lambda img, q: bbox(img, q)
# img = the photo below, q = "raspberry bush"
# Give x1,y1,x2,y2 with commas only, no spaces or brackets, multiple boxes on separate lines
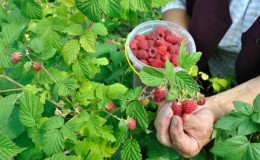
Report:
1,0,260,160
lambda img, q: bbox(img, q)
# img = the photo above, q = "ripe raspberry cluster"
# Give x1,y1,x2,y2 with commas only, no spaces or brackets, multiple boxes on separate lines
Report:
129,25,183,68
153,85,206,116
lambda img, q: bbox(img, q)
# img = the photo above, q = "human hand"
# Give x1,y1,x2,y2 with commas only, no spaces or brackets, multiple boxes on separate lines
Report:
154,101,215,158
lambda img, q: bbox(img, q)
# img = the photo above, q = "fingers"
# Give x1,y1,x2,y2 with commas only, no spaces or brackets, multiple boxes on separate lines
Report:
154,106,173,147
169,116,201,157
156,101,173,113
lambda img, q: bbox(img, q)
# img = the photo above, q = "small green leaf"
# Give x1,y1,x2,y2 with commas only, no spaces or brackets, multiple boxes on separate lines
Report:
92,23,108,36
210,136,248,158
252,112,260,123
102,0,121,18
0,135,26,160
131,0,151,12
233,101,253,116
139,66,164,86
107,83,128,99
43,129,65,156
214,114,246,130
164,59,174,81
253,94,260,112
44,116,64,131
75,0,101,22
61,122,77,142
80,30,96,52
63,24,84,36
174,71,200,93
54,78,77,96
14,0,43,19
237,118,259,135
74,138,91,157
121,139,142,160
62,40,80,65
100,125,116,142
114,130,129,147
45,153,79,160
126,100,148,129
19,92,44,127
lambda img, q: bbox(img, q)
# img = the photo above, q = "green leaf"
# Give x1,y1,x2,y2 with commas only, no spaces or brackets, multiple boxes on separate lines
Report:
0,135,26,160
210,136,249,159
164,59,174,81
237,118,259,136
19,92,44,127
62,39,80,65
63,24,84,36
92,23,108,36
121,139,142,160
146,139,179,160
43,129,65,156
74,138,91,157
122,0,151,12
24,84,43,95
252,112,260,123
80,115,106,137
0,94,18,127
2,19,28,46
14,0,42,19
75,0,101,22
54,78,77,96
152,0,170,7
44,116,64,131
100,125,116,142
139,66,164,86
214,114,247,130
114,130,129,147
29,37,56,61
126,100,148,129
107,83,128,99
61,122,77,142
45,153,79,160
80,30,96,52
102,0,121,18
179,52,202,69
253,93,260,112
233,101,253,116
174,71,200,93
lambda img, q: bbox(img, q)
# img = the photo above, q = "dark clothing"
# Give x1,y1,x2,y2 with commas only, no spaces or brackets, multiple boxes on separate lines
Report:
186,0,260,84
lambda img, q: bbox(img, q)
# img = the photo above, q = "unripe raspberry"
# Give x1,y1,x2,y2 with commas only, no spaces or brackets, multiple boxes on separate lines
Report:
11,52,21,64
105,102,115,112
139,96,149,107
197,94,206,106
127,118,136,130
32,63,42,71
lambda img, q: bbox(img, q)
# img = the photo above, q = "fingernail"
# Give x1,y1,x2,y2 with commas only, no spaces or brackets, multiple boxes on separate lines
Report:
162,108,171,117
172,116,178,128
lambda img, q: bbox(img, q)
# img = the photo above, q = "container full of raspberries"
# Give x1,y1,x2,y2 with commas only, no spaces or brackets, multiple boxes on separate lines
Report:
125,20,196,72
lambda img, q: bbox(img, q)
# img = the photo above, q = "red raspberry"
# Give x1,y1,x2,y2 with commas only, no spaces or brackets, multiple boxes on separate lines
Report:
146,32,157,41
172,101,183,116
170,54,179,67
127,118,136,130
165,29,173,36
105,102,115,111
136,50,149,59
182,100,197,114
157,32,165,39
147,40,155,47
168,44,180,55
137,40,149,50
155,38,166,47
197,94,206,106
165,34,179,44
155,25,166,34
150,58,162,68
153,85,167,102
11,52,21,64
148,47,157,58
130,39,138,50
157,46,167,55
32,63,42,71
140,59,148,65
135,34,146,41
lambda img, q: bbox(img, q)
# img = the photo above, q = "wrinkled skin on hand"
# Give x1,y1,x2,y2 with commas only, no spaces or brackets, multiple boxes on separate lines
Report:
154,101,215,158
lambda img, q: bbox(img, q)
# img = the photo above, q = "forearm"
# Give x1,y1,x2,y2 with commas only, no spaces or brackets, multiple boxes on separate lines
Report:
207,76,260,121
162,9,190,30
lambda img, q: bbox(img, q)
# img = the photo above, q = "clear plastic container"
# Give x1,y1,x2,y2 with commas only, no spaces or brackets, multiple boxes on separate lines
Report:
125,20,196,72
